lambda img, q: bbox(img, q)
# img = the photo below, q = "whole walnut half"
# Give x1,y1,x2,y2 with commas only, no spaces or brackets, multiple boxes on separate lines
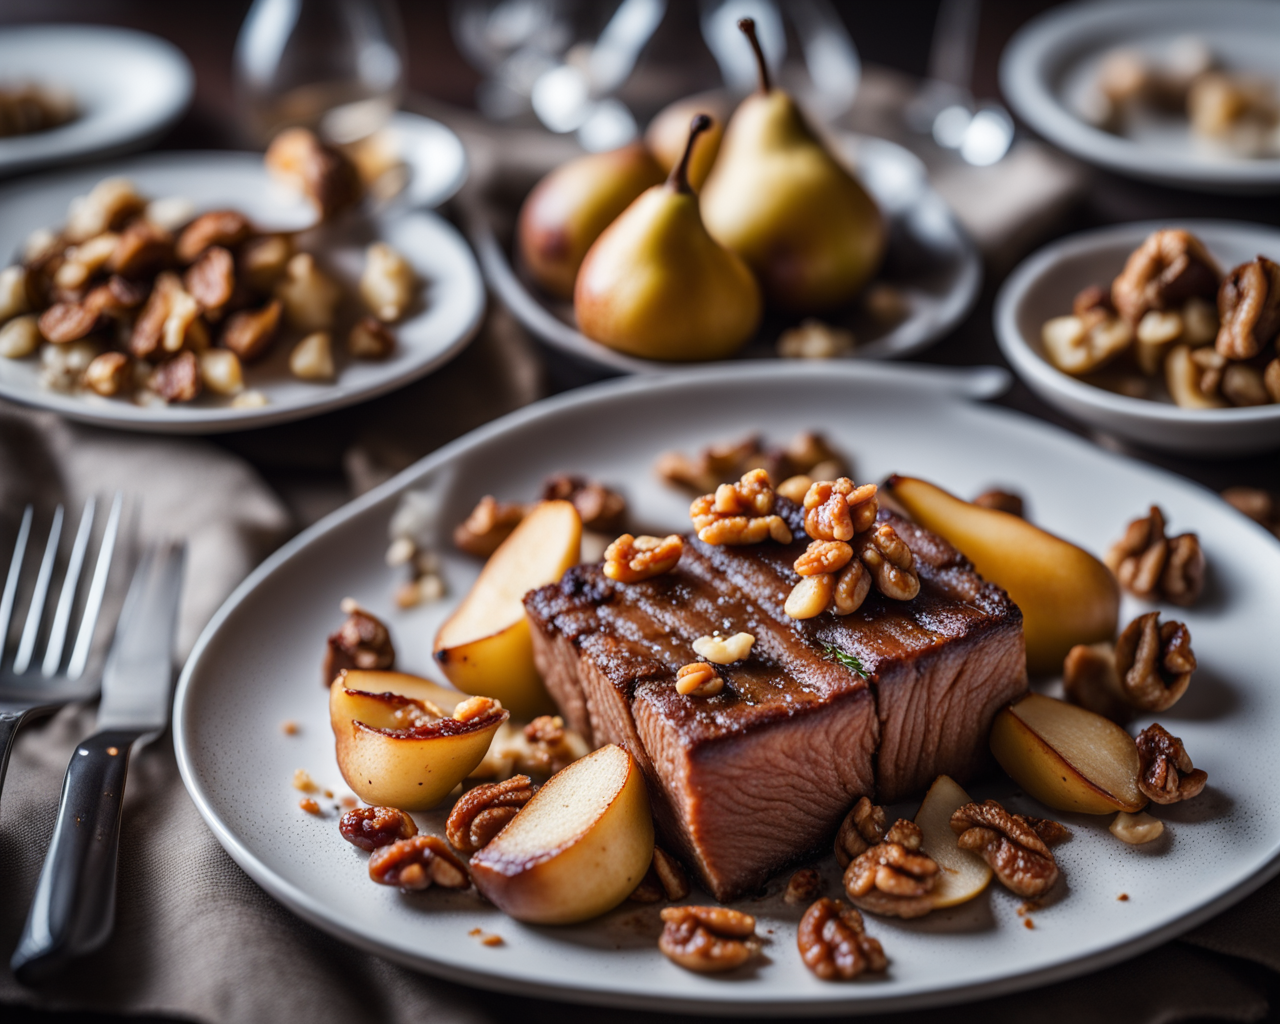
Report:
1064,612,1195,722
1105,506,1205,606
1217,256,1280,361
798,898,888,981
1111,229,1220,326
658,906,760,974
843,819,939,919
339,805,418,852
324,598,394,684
445,775,534,854
368,835,469,891
542,474,627,533
950,800,1066,898
834,797,887,868
1136,723,1208,804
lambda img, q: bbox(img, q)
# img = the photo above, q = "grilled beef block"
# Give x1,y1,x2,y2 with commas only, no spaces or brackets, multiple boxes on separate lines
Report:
523,499,1026,901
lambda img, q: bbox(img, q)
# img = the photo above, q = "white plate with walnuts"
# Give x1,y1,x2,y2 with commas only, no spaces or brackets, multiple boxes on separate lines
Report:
174,362,1280,1015
0,150,484,433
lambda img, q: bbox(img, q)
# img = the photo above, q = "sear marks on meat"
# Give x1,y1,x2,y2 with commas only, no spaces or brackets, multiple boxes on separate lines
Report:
523,498,1027,902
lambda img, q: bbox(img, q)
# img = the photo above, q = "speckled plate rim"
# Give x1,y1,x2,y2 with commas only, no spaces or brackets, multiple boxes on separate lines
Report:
1000,0,1280,193
994,219,1280,426
174,361,1280,1016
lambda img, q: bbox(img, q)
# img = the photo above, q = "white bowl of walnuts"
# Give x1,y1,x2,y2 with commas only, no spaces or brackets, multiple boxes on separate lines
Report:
995,219,1280,455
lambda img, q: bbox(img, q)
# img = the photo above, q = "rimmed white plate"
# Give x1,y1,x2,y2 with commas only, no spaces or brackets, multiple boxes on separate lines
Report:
175,361,1280,1015
1001,0,1280,194
0,151,484,434
0,25,194,178
995,219,1280,455
476,134,981,375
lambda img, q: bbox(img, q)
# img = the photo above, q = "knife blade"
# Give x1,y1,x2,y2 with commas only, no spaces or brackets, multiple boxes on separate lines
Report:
11,541,185,984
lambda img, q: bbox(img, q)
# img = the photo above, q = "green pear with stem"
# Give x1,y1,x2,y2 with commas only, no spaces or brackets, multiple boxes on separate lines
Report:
518,142,665,300
701,17,885,312
574,115,762,361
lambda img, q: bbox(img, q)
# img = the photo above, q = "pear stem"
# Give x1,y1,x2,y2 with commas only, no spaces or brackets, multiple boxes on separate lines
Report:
738,17,771,94
668,114,711,195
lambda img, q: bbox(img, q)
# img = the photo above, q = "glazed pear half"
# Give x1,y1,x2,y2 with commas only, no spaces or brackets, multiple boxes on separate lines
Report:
700,18,885,312
574,114,762,361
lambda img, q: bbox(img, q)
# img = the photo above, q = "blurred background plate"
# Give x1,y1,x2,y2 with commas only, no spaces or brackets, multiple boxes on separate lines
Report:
474,132,981,377
1001,0,1280,194
0,151,485,434
0,24,194,178
994,219,1280,456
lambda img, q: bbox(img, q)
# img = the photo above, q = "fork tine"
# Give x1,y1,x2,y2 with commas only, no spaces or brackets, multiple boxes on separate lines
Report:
66,492,123,681
0,505,34,666
12,506,63,675
41,498,96,677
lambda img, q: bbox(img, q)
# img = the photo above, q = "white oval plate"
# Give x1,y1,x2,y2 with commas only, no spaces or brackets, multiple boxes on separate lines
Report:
0,25,194,178
1001,0,1280,194
995,219,1280,456
0,151,484,434
475,134,980,375
175,361,1280,1016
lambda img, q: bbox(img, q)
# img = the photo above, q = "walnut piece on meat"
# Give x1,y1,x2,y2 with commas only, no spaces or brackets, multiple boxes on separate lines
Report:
339,805,418,852
658,906,761,973
445,775,535,853
803,478,878,542
542,474,627,533
1105,506,1205,606
265,127,363,221
175,210,253,264
1136,723,1208,804
675,662,723,698
453,495,528,558
690,469,792,546
950,800,1065,898
1216,256,1280,360
1111,229,1221,326
858,524,920,602
368,835,470,891
842,819,939,919
324,597,394,684
603,533,683,583
834,797,887,868
148,350,202,403
797,898,888,981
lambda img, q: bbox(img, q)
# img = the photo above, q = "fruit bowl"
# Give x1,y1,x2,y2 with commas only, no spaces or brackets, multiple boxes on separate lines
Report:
994,219,1280,456
473,133,980,377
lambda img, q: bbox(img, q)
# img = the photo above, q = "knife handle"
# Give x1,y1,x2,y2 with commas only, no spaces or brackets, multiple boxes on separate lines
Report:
10,728,140,984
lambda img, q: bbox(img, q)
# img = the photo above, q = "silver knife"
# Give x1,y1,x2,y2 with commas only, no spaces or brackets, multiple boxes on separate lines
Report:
11,541,185,984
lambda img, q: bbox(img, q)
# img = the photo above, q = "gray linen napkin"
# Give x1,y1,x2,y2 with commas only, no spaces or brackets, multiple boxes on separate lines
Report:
0,75,1276,1024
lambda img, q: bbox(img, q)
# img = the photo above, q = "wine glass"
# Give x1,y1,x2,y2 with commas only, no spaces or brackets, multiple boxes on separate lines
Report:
234,0,408,147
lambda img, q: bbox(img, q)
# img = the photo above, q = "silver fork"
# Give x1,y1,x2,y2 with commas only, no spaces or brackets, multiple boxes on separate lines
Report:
0,494,126,801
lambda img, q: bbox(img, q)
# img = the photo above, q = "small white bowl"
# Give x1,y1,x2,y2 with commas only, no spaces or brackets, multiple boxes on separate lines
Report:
994,219,1280,455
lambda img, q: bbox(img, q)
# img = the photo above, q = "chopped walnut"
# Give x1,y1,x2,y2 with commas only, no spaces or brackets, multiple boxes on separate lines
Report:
1217,256,1280,360
690,469,792,546
675,662,723,698
82,351,131,396
149,350,201,403
348,316,396,359
658,906,760,973
1111,229,1220,326
64,178,146,243
184,245,236,318
1166,344,1227,409
691,632,754,665
656,432,847,495
542,474,627,533
38,299,100,344
950,800,1064,898
1105,506,1205,606
221,299,282,363
784,868,824,905
519,715,589,775
368,835,470,891
324,598,394,684
777,318,855,359
797,898,887,981
843,819,939,919
1041,312,1132,376
1222,363,1270,407
453,495,528,558
628,871,665,903
265,127,363,221
1267,360,1280,404
632,846,692,903
339,806,418,852
776,475,813,503
1064,612,1195,721
973,489,1024,517
603,533,683,583
175,210,253,264
834,797,887,868
445,775,534,853
1136,723,1208,804
1110,810,1165,845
